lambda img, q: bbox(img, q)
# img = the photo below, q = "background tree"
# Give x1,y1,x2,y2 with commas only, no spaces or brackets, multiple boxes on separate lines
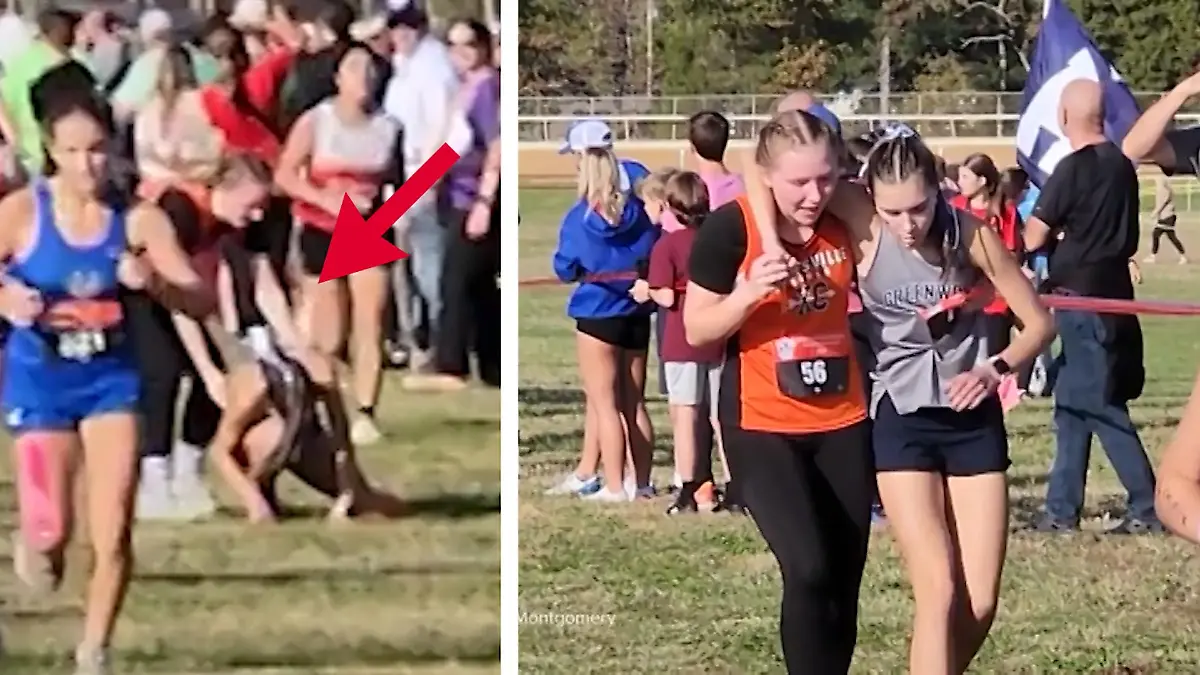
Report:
518,0,1200,97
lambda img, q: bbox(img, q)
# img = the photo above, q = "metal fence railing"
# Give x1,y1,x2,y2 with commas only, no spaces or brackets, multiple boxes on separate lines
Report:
516,112,1200,143
517,92,1192,118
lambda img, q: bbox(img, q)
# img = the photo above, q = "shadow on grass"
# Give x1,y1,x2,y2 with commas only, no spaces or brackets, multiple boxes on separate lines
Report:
216,491,500,522
519,428,583,459
519,386,584,408
1009,492,1135,531
0,639,501,672
518,386,587,419
133,558,497,586
2,605,81,620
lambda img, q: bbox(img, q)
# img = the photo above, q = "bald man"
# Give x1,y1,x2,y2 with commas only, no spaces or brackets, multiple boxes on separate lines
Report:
773,89,843,138
1023,78,1161,535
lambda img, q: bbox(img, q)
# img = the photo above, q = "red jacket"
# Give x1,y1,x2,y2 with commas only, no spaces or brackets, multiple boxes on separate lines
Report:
949,193,1021,315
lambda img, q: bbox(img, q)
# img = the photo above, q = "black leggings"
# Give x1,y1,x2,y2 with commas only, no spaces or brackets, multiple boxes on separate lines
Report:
723,421,874,674
126,237,266,460
125,293,222,458
1151,225,1185,255
435,202,501,386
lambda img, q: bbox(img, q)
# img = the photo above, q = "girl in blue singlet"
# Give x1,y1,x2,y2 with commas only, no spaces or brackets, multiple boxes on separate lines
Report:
0,92,214,675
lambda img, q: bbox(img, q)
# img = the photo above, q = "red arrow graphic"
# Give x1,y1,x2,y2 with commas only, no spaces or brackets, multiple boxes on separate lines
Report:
318,143,461,283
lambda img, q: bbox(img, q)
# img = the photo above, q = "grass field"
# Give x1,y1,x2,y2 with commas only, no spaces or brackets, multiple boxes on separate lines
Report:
517,187,1200,674
0,379,500,674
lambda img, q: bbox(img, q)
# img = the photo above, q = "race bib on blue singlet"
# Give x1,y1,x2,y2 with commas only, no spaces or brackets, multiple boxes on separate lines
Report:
42,298,125,362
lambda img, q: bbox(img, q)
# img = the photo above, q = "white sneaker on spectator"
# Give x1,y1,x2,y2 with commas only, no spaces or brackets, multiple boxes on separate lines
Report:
623,476,656,500
629,484,657,500
544,473,600,496
351,415,384,446
581,487,630,503
74,643,110,675
135,457,180,521
1028,361,1048,397
171,442,217,520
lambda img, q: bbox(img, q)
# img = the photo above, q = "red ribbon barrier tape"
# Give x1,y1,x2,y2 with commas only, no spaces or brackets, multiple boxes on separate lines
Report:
522,271,1200,318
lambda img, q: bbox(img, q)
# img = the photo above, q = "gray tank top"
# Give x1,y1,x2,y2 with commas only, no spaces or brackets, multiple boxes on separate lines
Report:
858,210,989,415
310,100,400,174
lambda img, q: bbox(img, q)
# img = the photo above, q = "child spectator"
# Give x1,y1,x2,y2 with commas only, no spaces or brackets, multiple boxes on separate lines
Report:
645,171,729,514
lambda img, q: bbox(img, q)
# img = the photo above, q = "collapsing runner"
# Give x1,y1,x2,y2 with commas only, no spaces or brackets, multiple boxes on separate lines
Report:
162,157,406,522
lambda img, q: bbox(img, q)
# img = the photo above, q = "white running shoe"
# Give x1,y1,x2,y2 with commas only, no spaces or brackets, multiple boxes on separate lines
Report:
135,457,180,521
74,644,110,675
171,443,217,521
544,473,600,496
581,488,630,503
351,416,384,446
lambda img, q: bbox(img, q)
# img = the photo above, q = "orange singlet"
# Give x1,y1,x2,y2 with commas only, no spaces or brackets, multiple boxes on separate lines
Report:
723,196,867,434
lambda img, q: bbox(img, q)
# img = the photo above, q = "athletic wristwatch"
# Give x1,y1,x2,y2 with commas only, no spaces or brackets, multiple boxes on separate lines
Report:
989,356,1012,376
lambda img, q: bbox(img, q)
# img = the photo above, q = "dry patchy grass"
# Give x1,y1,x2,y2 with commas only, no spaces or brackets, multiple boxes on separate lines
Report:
0,380,500,674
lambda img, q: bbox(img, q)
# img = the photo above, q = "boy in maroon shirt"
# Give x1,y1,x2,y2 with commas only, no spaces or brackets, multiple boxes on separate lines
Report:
641,172,730,514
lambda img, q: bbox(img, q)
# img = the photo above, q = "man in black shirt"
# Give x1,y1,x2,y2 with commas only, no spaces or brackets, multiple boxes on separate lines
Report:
1023,79,1160,535
276,1,355,133
277,1,392,133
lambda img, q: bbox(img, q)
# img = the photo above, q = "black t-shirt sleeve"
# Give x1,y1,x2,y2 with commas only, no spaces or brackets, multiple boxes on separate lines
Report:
1031,154,1075,230
688,202,748,295
1164,126,1200,176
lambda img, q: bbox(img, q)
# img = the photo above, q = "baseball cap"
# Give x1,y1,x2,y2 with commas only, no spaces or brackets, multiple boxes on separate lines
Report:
805,102,842,138
137,8,171,42
350,14,387,41
559,119,614,154
229,0,269,30
387,0,428,30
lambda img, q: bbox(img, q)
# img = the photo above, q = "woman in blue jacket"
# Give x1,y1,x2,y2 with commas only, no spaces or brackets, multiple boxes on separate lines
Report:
551,138,659,502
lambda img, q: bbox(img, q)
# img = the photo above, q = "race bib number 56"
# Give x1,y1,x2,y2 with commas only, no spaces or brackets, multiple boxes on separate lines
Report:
773,335,851,400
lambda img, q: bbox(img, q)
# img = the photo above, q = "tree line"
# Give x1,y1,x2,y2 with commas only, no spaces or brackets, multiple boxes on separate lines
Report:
517,0,1197,97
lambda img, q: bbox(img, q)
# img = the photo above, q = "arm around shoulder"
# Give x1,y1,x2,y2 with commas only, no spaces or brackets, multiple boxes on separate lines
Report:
127,202,215,319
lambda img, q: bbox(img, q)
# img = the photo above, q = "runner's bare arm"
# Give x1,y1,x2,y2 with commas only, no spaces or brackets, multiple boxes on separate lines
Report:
744,152,876,260
209,364,274,517
252,256,302,351
1121,81,1196,167
963,215,1054,370
200,313,257,369
1156,367,1200,545
740,153,785,256
127,203,216,319
170,311,223,380
0,190,32,313
0,188,30,262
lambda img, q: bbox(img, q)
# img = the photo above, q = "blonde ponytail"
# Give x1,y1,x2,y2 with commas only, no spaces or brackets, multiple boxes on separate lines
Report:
576,148,626,223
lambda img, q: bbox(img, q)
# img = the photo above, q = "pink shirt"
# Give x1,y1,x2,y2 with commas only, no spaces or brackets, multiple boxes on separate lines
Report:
700,170,746,209
661,170,746,233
